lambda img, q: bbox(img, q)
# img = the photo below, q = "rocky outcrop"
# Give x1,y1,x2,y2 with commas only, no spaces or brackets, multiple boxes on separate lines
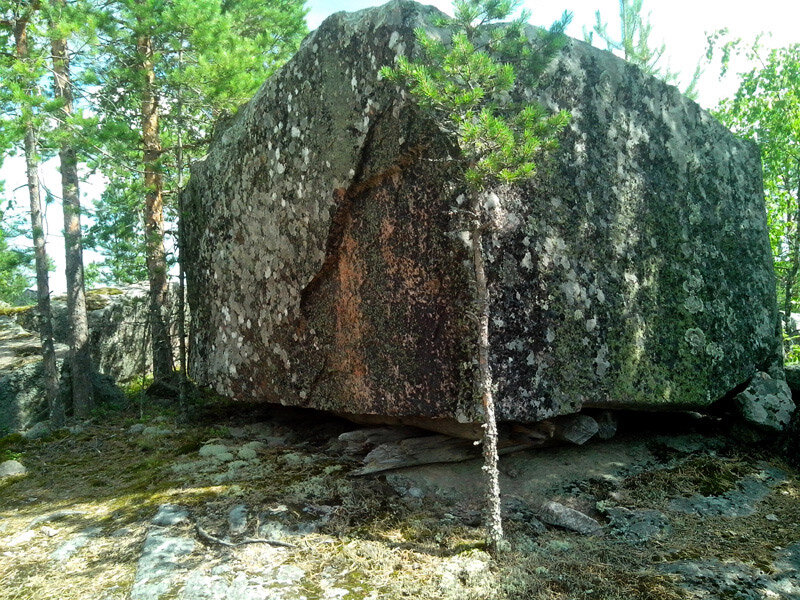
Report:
0,284,177,434
183,0,785,425
11,284,180,383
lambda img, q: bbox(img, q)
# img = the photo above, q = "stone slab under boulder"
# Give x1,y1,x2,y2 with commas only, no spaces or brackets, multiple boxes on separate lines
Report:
183,0,785,426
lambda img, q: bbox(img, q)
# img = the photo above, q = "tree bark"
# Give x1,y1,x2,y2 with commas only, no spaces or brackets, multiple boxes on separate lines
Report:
177,44,188,418
783,168,800,338
470,193,503,553
137,29,173,380
51,6,94,417
13,16,64,426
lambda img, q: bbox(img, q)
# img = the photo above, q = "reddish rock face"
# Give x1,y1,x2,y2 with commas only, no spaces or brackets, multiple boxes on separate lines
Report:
183,0,784,425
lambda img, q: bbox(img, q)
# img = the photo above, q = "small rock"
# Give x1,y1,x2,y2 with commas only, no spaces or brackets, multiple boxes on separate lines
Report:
784,364,800,392
22,421,50,440
128,423,146,435
50,527,101,562
539,501,603,535
130,530,196,600
198,444,234,462
407,487,425,499
0,460,27,478
595,411,618,440
736,371,795,430
40,526,58,537
112,527,133,538
67,424,85,435
228,505,248,535
152,504,189,527
29,509,84,527
766,513,779,522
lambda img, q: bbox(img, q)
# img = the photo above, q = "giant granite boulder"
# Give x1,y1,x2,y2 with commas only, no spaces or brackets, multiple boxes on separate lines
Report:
182,0,787,426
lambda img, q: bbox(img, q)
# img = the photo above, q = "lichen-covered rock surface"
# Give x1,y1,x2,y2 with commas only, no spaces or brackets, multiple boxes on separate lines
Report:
183,0,781,424
0,284,172,434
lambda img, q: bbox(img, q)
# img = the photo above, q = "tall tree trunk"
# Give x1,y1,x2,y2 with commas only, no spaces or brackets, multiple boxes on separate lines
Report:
470,193,503,553
51,8,94,417
176,45,188,417
137,29,173,380
783,171,800,338
13,17,64,427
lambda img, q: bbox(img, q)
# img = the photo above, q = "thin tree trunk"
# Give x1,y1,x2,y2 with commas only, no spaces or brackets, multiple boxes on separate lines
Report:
783,170,800,338
470,194,503,553
137,29,173,380
13,17,64,427
176,44,188,417
51,9,93,417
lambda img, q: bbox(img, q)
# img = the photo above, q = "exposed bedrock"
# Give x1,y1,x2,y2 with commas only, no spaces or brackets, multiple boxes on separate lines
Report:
183,0,788,427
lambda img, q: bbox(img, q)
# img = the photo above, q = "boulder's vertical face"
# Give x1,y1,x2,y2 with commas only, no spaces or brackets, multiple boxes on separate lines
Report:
487,46,780,421
183,0,781,424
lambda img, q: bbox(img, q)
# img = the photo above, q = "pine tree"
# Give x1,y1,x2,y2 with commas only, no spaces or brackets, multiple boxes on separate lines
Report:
585,0,700,98
0,1,64,425
381,0,570,552
90,0,307,381
45,0,94,416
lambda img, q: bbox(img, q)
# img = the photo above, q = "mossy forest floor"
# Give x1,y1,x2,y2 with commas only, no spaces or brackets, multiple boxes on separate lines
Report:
1,397,799,600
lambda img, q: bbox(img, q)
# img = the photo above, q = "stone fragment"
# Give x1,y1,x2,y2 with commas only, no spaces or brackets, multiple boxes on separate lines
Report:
183,0,782,426
130,530,196,600
595,411,618,440
784,364,800,392
538,501,603,535
735,371,795,430
128,423,146,435
228,504,248,535
152,504,189,527
49,527,102,562
0,460,27,478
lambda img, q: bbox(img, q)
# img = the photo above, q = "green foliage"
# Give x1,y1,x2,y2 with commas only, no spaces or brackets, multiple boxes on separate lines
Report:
381,0,570,190
0,207,34,304
82,0,307,283
83,177,149,285
585,0,700,99
713,43,800,358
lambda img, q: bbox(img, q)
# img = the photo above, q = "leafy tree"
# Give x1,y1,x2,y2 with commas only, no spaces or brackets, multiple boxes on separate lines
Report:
713,43,800,357
585,0,700,98
382,0,570,551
